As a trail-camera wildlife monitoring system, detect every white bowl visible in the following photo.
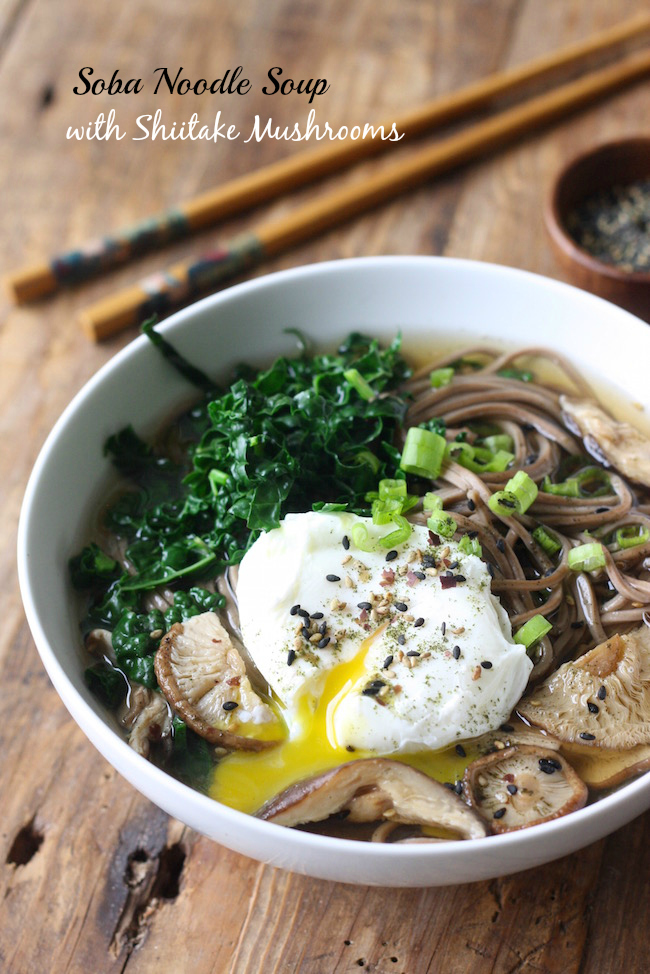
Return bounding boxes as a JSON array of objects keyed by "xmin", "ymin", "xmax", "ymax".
[{"xmin": 17, "ymin": 256, "xmax": 650, "ymax": 887}]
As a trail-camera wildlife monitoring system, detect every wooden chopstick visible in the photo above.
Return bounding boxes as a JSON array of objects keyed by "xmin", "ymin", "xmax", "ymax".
[
  {"xmin": 8, "ymin": 11, "xmax": 650, "ymax": 305},
  {"xmin": 80, "ymin": 47, "xmax": 650, "ymax": 341}
]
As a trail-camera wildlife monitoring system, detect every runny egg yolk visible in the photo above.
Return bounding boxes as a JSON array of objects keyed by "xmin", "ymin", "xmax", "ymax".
[{"xmin": 210, "ymin": 626, "xmax": 470, "ymax": 815}]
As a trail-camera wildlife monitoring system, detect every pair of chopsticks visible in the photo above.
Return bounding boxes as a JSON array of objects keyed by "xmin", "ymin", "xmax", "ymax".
[{"xmin": 8, "ymin": 13, "xmax": 650, "ymax": 340}]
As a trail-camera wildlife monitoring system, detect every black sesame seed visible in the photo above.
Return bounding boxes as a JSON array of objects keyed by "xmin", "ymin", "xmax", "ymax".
[
  {"xmin": 441, "ymin": 622, "xmax": 446, "ymax": 636},
  {"xmin": 383, "ymin": 655, "xmax": 394, "ymax": 669},
  {"xmin": 580, "ymin": 732, "xmax": 596, "ymax": 741},
  {"xmin": 454, "ymin": 781, "xmax": 464, "ymax": 795},
  {"xmin": 468, "ymin": 530, "xmax": 479, "ymax": 539},
  {"xmin": 597, "ymin": 686, "xmax": 607, "ymax": 701},
  {"xmin": 496, "ymin": 538, "xmax": 506, "ymax": 553},
  {"xmin": 452, "ymin": 646, "xmax": 461, "ymax": 660},
  {"xmin": 467, "ymin": 499, "xmax": 476, "ymax": 511},
  {"xmin": 481, "ymin": 661, "xmax": 493, "ymax": 669},
  {"xmin": 414, "ymin": 571, "xmax": 426, "ymax": 580},
  {"xmin": 298, "ymin": 608, "xmax": 310, "ymax": 619},
  {"xmin": 406, "ymin": 651, "xmax": 421, "ymax": 657},
  {"xmin": 570, "ymin": 620, "xmax": 584, "ymax": 629},
  {"xmin": 385, "ymin": 550, "xmax": 399, "ymax": 562},
  {"xmin": 222, "ymin": 700, "xmax": 238, "ymax": 711},
  {"xmin": 287, "ymin": 649, "xmax": 297, "ymax": 666},
  {"xmin": 587, "ymin": 702, "xmax": 599, "ymax": 714},
  {"xmin": 290, "ymin": 604, "xmax": 300, "ymax": 616},
  {"xmin": 319, "ymin": 621, "xmax": 327, "ymax": 634},
  {"xmin": 539, "ymin": 757, "xmax": 562, "ymax": 774},
  {"xmin": 506, "ymin": 784, "xmax": 518, "ymax": 795},
  {"xmin": 346, "ymin": 745, "xmax": 355, "ymax": 752},
  {"xmin": 318, "ymin": 636, "xmax": 331, "ymax": 649},
  {"xmin": 422, "ymin": 554, "xmax": 436, "ymax": 568},
  {"xmin": 311, "ymin": 611, "xmax": 324, "ymax": 620},
  {"xmin": 397, "ymin": 635, "xmax": 406, "ymax": 646},
  {"xmin": 301, "ymin": 627, "xmax": 311, "ymax": 639},
  {"xmin": 414, "ymin": 617, "xmax": 425, "ymax": 627},
  {"xmin": 357, "ymin": 601, "xmax": 372, "ymax": 611},
  {"xmin": 445, "ymin": 569, "xmax": 454, "ymax": 577},
  {"xmin": 394, "ymin": 602, "xmax": 408, "ymax": 612},
  {"xmin": 454, "ymin": 574, "xmax": 466, "ymax": 583},
  {"xmin": 493, "ymin": 808, "xmax": 506, "ymax": 819},
  {"xmin": 455, "ymin": 744, "xmax": 466, "ymax": 757},
  {"xmin": 326, "ymin": 574, "xmax": 341, "ymax": 582},
  {"xmin": 595, "ymin": 507, "xmax": 609, "ymax": 514},
  {"xmin": 524, "ymin": 453, "xmax": 538, "ymax": 465},
  {"xmin": 448, "ymin": 560, "xmax": 459, "ymax": 570},
  {"xmin": 486, "ymin": 563, "xmax": 496, "ymax": 578},
  {"xmin": 523, "ymin": 422, "xmax": 535, "ymax": 432},
  {"xmin": 500, "ymin": 723, "xmax": 514, "ymax": 732},
  {"xmin": 342, "ymin": 535, "xmax": 350, "ymax": 550}
]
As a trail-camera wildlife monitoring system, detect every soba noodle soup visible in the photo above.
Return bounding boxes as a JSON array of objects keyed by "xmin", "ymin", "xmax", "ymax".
[{"xmin": 73, "ymin": 334, "xmax": 650, "ymax": 841}]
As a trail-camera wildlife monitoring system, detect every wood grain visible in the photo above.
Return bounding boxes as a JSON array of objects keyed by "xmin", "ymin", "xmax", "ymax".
[{"xmin": 2, "ymin": 1, "xmax": 650, "ymax": 972}]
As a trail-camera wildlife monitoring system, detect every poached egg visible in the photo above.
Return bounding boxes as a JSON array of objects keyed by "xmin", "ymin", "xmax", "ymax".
[{"xmin": 210, "ymin": 512, "xmax": 532, "ymax": 813}]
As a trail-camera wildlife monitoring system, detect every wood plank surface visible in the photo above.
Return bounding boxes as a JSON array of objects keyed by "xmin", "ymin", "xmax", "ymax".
[{"xmin": 1, "ymin": 1, "xmax": 649, "ymax": 971}]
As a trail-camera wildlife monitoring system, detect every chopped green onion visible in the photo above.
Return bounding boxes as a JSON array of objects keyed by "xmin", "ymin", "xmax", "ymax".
[
  {"xmin": 400, "ymin": 427, "xmax": 446, "ymax": 479},
  {"xmin": 430, "ymin": 367, "xmax": 455, "ymax": 388},
  {"xmin": 343, "ymin": 368, "xmax": 375, "ymax": 401},
  {"xmin": 446, "ymin": 442, "xmax": 514, "ymax": 474},
  {"xmin": 423, "ymin": 492, "xmax": 443, "ymax": 512},
  {"xmin": 568, "ymin": 542, "xmax": 607, "ymax": 572},
  {"xmin": 445, "ymin": 441, "xmax": 473, "ymax": 464},
  {"xmin": 351, "ymin": 523, "xmax": 378, "ymax": 552},
  {"xmin": 489, "ymin": 471, "xmax": 538, "ymax": 517},
  {"xmin": 488, "ymin": 491, "xmax": 519, "ymax": 518},
  {"xmin": 616, "ymin": 525, "xmax": 650, "ymax": 549},
  {"xmin": 378, "ymin": 514, "xmax": 412, "ymax": 548},
  {"xmin": 514, "ymin": 615, "xmax": 552, "ymax": 648},
  {"xmin": 542, "ymin": 467, "xmax": 612, "ymax": 499},
  {"xmin": 480, "ymin": 449, "xmax": 515, "ymax": 472},
  {"xmin": 427, "ymin": 511, "xmax": 456, "ymax": 539},
  {"xmin": 372, "ymin": 497, "xmax": 402, "ymax": 525},
  {"xmin": 506, "ymin": 471, "xmax": 538, "ymax": 511},
  {"xmin": 378, "ymin": 479, "xmax": 407, "ymax": 501},
  {"xmin": 480, "ymin": 434, "xmax": 514, "ymax": 454},
  {"xmin": 541, "ymin": 476, "xmax": 579, "ymax": 497},
  {"xmin": 574, "ymin": 467, "xmax": 612, "ymax": 498},
  {"xmin": 532, "ymin": 525, "xmax": 562, "ymax": 556},
  {"xmin": 497, "ymin": 367, "xmax": 534, "ymax": 382},
  {"xmin": 208, "ymin": 469, "xmax": 229, "ymax": 492},
  {"xmin": 459, "ymin": 535, "xmax": 482, "ymax": 557}
]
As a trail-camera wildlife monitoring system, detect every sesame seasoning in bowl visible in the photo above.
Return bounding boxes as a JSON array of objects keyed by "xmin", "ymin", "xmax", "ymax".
[
  {"xmin": 565, "ymin": 179, "xmax": 650, "ymax": 273},
  {"xmin": 546, "ymin": 137, "xmax": 650, "ymax": 322}
]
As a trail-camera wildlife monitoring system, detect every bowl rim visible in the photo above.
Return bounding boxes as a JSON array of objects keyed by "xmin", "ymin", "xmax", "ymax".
[
  {"xmin": 16, "ymin": 254, "xmax": 650, "ymax": 870},
  {"xmin": 545, "ymin": 135, "xmax": 650, "ymax": 285}
]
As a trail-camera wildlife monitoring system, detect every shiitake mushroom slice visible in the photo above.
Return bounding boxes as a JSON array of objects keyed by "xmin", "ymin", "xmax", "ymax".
[
  {"xmin": 257, "ymin": 758, "xmax": 488, "ymax": 840},
  {"xmin": 155, "ymin": 611, "xmax": 281, "ymax": 750},
  {"xmin": 463, "ymin": 744, "xmax": 587, "ymax": 833},
  {"xmin": 518, "ymin": 627, "xmax": 650, "ymax": 750},
  {"xmin": 560, "ymin": 741, "xmax": 650, "ymax": 791}
]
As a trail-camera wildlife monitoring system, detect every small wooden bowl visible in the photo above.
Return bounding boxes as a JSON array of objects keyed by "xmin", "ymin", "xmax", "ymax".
[{"xmin": 545, "ymin": 137, "xmax": 650, "ymax": 322}]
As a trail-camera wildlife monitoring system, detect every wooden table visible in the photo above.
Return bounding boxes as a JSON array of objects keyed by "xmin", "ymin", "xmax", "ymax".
[{"xmin": 2, "ymin": 1, "xmax": 649, "ymax": 970}]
